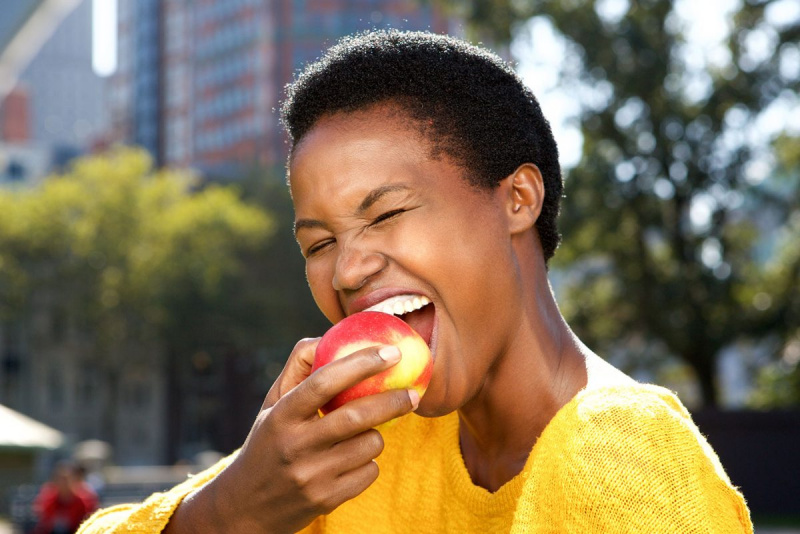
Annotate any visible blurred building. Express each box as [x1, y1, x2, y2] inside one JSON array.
[[105, 0, 456, 463], [1, 0, 108, 186], [2, 0, 458, 466], [0, 85, 51, 188], [0, 86, 30, 143], [110, 0, 453, 177], [0, 0, 165, 467], [17, 0, 108, 153]]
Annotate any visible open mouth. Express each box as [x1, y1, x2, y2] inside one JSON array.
[[365, 295, 436, 348]]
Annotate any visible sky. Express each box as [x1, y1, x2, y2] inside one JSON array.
[[91, 0, 117, 77]]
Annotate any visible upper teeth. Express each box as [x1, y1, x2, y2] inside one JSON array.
[[365, 295, 431, 316]]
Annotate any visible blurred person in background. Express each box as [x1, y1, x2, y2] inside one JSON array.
[[78, 30, 752, 533], [33, 461, 98, 534]]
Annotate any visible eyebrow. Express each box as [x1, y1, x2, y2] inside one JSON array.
[[294, 184, 411, 235], [356, 184, 410, 214]]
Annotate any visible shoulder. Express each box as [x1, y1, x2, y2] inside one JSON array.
[[520, 384, 753, 532], [573, 383, 693, 430], [536, 383, 699, 449], [541, 383, 725, 483]]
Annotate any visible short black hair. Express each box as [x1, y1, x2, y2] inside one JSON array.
[[281, 30, 563, 263]]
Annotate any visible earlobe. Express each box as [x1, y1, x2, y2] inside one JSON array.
[[506, 164, 544, 235]]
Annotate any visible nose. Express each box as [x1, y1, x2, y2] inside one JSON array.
[[332, 240, 387, 291]]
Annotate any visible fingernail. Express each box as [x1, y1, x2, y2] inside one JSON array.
[[378, 345, 401, 362], [408, 389, 420, 410]]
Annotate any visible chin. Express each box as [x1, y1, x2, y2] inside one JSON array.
[[413, 404, 451, 418], [412, 381, 461, 418]]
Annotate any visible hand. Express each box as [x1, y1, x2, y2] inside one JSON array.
[[263, 337, 320, 411], [166, 341, 419, 534]]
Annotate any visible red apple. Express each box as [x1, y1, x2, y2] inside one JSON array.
[[312, 311, 433, 415]]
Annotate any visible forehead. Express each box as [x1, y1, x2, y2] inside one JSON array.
[[292, 105, 430, 162], [289, 108, 433, 197], [288, 105, 491, 230]]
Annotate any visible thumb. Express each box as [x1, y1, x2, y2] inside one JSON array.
[[263, 337, 319, 410]]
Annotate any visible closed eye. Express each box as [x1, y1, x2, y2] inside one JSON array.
[[371, 209, 405, 226], [306, 239, 335, 257]]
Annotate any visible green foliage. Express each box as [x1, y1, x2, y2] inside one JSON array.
[[0, 148, 340, 453], [432, 0, 800, 406], [0, 147, 274, 354], [750, 358, 800, 409]]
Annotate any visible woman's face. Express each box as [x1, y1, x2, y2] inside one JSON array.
[[290, 105, 524, 415]]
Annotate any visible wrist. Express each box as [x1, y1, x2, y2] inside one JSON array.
[[164, 477, 230, 534]]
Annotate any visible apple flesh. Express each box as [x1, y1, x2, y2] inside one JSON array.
[[312, 311, 433, 415]]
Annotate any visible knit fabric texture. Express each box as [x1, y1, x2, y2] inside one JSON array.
[[77, 384, 752, 533]]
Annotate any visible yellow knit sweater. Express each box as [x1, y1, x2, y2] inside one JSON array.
[[78, 384, 752, 533]]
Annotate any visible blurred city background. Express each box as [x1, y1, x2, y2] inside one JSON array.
[[0, 0, 797, 532]]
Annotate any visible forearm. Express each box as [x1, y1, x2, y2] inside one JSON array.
[[78, 453, 237, 534], [163, 448, 318, 534], [163, 481, 228, 534]]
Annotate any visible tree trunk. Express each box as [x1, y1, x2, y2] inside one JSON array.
[[166, 345, 181, 463], [692, 356, 718, 408]]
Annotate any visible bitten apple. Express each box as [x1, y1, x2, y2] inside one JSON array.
[[312, 311, 433, 415]]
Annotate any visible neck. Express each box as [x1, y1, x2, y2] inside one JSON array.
[[457, 257, 588, 492]]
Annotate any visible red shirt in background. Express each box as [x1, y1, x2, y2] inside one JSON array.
[[33, 481, 98, 534]]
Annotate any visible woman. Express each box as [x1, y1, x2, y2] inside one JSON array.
[[79, 30, 751, 533]]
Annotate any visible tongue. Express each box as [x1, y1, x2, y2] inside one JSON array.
[[400, 304, 434, 346]]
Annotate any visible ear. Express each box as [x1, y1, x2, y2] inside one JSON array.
[[503, 164, 545, 235]]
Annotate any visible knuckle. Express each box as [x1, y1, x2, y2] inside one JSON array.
[[305, 373, 329, 399], [301, 481, 335, 515], [288, 465, 313, 491], [364, 429, 385, 456], [314, 495, 341, 515], [276, 439, 299, 466], [293, 337, 320, 355], [312, 485, 338, 514], [341, 407, 366, 429]]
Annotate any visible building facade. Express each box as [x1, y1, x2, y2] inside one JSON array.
[[0, 0, 165, 466], [1, 0, 456, 467], [103, 0, 455, 463], [112, 0, 453, 175], [17, 0, 108, 155]]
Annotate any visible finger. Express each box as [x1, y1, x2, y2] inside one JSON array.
[[327, 429, 385, 474], [263, 337, 320, 410], [278, 344, 402, 421], [316, 388, 418, 444], [322, 461, 380, 514]]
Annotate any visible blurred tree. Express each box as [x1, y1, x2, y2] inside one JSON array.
[[431, 0, 800, 406], [235, 166, 331, 347], [0, 148, 274, 449], [163, 165, 331, 457]]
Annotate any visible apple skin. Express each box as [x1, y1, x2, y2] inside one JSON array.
[[312, 311, 433, 415]]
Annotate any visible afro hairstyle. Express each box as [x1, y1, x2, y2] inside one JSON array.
[[281, 30, 563, 263]]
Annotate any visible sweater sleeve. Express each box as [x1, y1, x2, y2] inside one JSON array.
[[76, 452, 238, 534], [77, 451, 327, 534], [513, 385, 753, 534]]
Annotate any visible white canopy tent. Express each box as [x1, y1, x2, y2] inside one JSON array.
[[0, 403, 63, 450]]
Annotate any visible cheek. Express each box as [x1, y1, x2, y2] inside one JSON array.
[[432, 213, 515, 318], [306, 259, 341, 324]]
